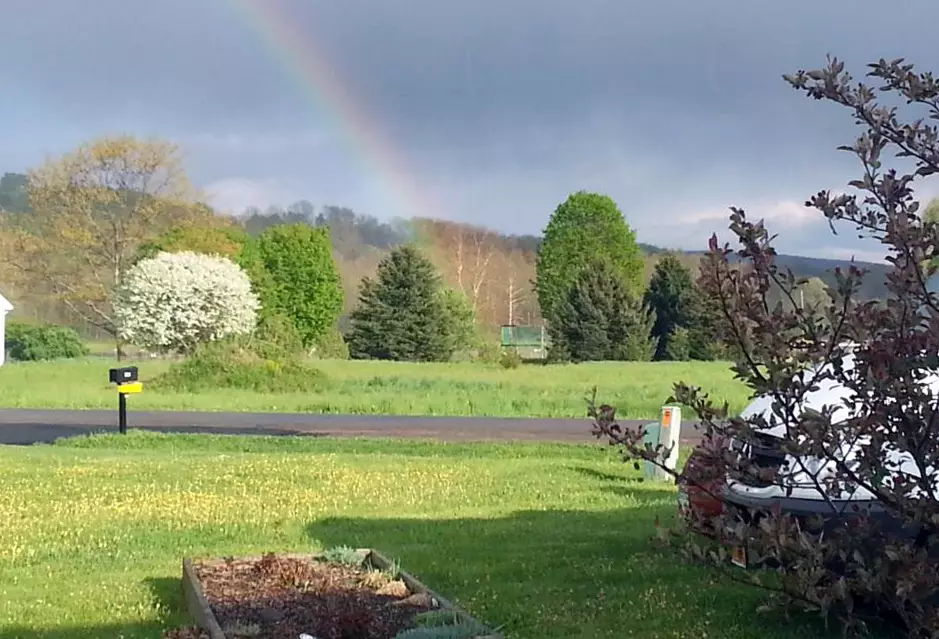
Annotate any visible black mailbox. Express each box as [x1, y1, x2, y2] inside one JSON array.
[[109, 366, 138, 385]]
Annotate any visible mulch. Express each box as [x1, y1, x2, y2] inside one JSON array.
[[165, 553, 434, 639]]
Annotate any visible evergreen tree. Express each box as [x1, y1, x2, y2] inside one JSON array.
[[643, 253, 694, 360], [618, 299, 658, 362], [685, 276, 734, 361], [438, 287, 479, 356], [664, 326, 691, 360], [346, 246, 454, 362], [548, 258, 657, 362]]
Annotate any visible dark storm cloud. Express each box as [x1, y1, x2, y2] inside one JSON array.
[[2, 0, 939, 258]]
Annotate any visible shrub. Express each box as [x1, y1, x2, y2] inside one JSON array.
[[499, 348, 522, 369], [255, 313, 304, 358], [5, 321, 89, 361], [474, 340, 503, 364], [153, 338, 329, 393], [311, 328, 350, 360], [114, 251, 259, 355]]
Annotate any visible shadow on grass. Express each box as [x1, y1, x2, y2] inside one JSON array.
[[0, 492, 848, 639], [146, 576, 189, 627], [566, 465, 646, 484], [0, 577, 189, 639], [304, 489, 834, 639]]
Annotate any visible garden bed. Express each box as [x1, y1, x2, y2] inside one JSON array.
[[175, 547, 500, 639]]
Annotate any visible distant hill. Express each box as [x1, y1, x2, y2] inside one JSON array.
[[754, 252, 888, 300], [649, 246, 890, 301], [0, 172, 892, 300]]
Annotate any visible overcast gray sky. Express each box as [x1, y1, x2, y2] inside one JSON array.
[[3, 0, 938, 260]]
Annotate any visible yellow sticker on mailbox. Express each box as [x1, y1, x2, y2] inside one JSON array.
[[118, 381, 143, 394]]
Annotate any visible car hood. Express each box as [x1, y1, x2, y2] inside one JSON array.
[[739, 352, 939, 438], [734, 352, 939, 499]]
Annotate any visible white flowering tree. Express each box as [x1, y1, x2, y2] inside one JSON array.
[[114, 251, 259, 354]]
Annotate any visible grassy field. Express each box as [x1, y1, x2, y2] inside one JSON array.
[[0, 433, 829, 639], [0, 358, 752, 420]]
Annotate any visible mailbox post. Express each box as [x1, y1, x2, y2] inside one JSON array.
[[660, 405, 682, 472], [108, 366, 142, 434], [642, 405, 682, 481]]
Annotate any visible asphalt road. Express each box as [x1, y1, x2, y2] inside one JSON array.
[[0, 408, 704, 446]]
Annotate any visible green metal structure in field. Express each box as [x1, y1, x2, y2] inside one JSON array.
[[500, 325, 548, 360]]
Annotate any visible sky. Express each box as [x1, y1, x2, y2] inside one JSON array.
[[2, 0, 939, 261]]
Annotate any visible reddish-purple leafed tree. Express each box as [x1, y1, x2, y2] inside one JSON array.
[[591, 57, 939, 637]]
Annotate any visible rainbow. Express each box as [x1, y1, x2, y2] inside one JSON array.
[[226, 0, 437, 220]]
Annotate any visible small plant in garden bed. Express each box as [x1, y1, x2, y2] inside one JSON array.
[[179, 548, 499, 639], [321, 545, 369, 567], [396, 610, 502, 638]]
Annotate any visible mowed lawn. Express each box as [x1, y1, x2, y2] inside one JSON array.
[[0, 433, 827, 639], [0, 358, 751, 420]]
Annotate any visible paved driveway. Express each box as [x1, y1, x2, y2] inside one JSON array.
[[0, 408, 704, 446]]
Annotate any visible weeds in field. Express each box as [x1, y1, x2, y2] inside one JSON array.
[[498, 349, 522, 370], [152, 339, 330, 393]]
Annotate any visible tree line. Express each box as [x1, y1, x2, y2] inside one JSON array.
[[0, 134, 894, 363]]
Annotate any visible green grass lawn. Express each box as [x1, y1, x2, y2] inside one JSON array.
[[0, 433, 829, 639], [0, 358, 751, 420]]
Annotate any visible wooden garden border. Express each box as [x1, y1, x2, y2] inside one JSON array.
[[181, 549, 485, 638]]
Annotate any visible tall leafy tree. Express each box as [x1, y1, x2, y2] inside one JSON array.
[[249, 223, 344, 347], [4, 135, 207, 358], [134, 218, 250, 264], [644, 253, 695, 360], [548, 257, 656, 362], [347, 246, 453, 362], [536, 191, 644, 322]]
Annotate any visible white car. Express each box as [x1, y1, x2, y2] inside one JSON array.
[[723, 351, 938, 540]]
